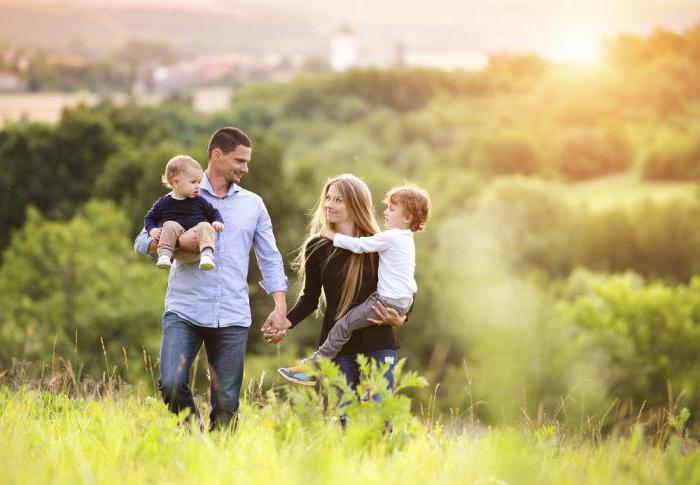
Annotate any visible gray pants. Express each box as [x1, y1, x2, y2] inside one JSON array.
[[313, 292, 413, 361]]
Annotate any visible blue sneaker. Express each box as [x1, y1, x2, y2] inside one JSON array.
[[277, 365, 316, 386]]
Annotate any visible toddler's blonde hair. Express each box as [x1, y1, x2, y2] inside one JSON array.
[[384, 183, 432, 232], [161, 155, 202, 189]]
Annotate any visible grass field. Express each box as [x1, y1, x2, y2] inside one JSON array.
[[567, 173, 697, 212], [2, 364, 699, 485], [0, 88, 232, 129]]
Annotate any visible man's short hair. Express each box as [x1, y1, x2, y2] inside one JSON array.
[[207, 127, 252, 157], [384, 183, 432, 232]]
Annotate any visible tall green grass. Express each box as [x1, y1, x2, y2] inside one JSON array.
[[1, 360, 699, 484]]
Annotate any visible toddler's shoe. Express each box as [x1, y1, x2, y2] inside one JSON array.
[[156, 254, 172, 269], [277, 365, 317, 387], [199, 252, 215, 271]]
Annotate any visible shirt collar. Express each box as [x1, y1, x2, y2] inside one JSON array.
[[201, 171, 240, 198]]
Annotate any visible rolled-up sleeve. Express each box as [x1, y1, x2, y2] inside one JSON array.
[[253, 201, 288, 294], [134, 228, 155, 260]]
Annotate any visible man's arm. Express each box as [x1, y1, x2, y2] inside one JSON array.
[[134, 228, 156, 260], [252, 200, 289, 334]]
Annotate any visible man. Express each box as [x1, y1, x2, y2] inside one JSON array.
[[134, 127, 288, 430]]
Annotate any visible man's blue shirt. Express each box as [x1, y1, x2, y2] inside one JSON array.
[[134, 174, 287, 328]]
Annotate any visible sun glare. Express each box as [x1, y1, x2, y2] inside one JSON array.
[[549, 24, 603, 64]]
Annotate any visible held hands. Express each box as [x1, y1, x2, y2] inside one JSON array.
[[368, 303, 407, 327], [149, 227, 162, 241], [261, 312, 292, 344], [212, 221, 225, 232]]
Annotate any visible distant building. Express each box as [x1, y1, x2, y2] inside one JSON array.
[[0, 72, 23, 91], [149, 55, 242, 93], [330, 24, 358, 72], [394, 39, 406, 67]]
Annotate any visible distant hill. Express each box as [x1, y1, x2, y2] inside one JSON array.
[[0, 1, 320, 56]]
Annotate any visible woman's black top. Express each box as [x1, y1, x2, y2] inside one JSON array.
[[287, 236, 400, 354]]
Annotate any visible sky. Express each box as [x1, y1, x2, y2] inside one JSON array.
[[245, 0, 700, 65], [2, 0, 699, 67]]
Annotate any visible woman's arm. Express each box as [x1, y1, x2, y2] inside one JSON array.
[[285, 240, 324, 328]]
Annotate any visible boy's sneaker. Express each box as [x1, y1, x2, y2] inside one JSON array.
[[277, 366, 317, 387], [156, 254, 172, 269], [199, 252, 215, 271]]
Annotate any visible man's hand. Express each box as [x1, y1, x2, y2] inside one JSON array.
[[261, 291, 289, 343], [149, 227, 162, 241], [212, 221, 224, 232], [261, 310, 290, 334], [262, 316, 292, 344], [368, 303, 407, 327], [320, 226, 336, 240], [264, 327, 288, 344]]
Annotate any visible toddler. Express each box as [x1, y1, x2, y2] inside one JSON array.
[[278, 183, 431, 386], [144, 155, 224, 271]]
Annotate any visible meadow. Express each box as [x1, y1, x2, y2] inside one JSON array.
[[2, 362, 699, 485]]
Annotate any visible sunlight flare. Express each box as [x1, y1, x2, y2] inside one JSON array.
[[549, 23, 603, 64]]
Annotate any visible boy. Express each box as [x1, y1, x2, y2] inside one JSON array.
[[144, 155, 224, 271], [278, 183, 431, 386]]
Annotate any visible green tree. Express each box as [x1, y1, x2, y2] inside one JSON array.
[[0, 201, 165, 376], [0, 106, 120, 250]]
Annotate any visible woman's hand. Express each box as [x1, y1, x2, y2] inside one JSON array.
[[262, 317, 292, 344], [212, 221, 224, 232], [369, 302, 407, 327]]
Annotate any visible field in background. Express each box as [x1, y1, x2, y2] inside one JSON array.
[[567, 172, 697, 211], [0, 92, 100, 128], [0, 87, 232, 128]]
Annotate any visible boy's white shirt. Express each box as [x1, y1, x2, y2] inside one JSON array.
[[333, 228, 417, 300]]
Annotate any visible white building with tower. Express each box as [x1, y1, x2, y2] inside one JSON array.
[[330, 24, 358, 72]]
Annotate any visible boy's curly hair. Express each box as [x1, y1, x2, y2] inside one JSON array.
[[384, 183, 432, 232], [161, 155, 202, 189]]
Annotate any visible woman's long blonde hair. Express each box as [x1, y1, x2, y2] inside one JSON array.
[[292, 174, 380, 319]]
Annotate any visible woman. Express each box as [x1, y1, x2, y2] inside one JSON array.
[[269, 174, 406, 390]]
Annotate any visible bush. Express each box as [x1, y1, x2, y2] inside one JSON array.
[[641, 123, 700, 180], [559, 272, 700, 412], [450, 130, 541, 176], [574, 198, 700, 281], [477, 177, 578, 275], [556, 129, 632, 181]]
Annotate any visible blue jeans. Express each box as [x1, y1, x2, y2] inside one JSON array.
[[158, 311, 248, 430], [334, 348, 398, 395], [334, 349, 397, 428]]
